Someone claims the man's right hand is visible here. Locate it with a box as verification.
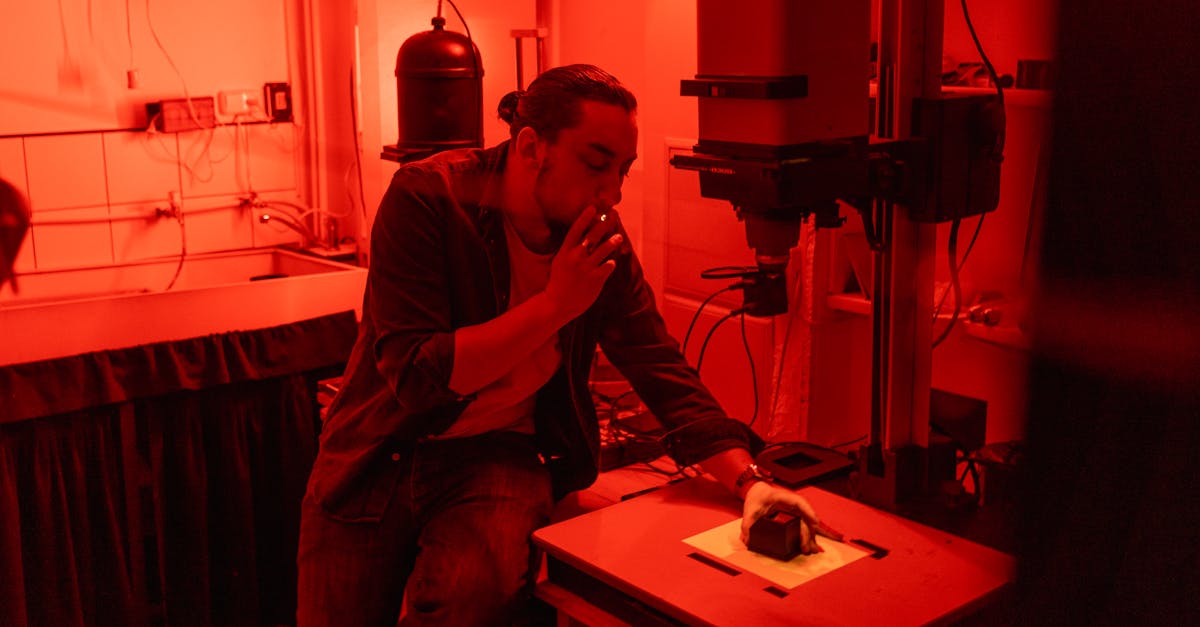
[545,206,623,322]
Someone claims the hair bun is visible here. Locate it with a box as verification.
[497,90,524,125]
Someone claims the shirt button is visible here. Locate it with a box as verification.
[391,453,401,462]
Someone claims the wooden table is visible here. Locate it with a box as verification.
[534,477,1014,626]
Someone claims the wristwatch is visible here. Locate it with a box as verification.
[735,462,773,494]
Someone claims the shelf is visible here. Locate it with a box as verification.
[827,293,872,316]
[943,86,1052,109]
[961,320,1032,351]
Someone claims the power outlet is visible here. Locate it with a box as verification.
[218,89,262,117]
[264,82,293,122]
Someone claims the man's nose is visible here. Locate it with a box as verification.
[596,176,622,209]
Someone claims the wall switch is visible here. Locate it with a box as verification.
[264,82,293,122]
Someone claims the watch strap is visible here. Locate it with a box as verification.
[735,462,772,492]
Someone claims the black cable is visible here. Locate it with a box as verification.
[931,212,985,322]
[443,0,471,40]
[929,1,1004,330]
[932,218,964,348]
[682,285,739,359]
[162,212,187,291]
[738,310,760,428]
[442,0,481,144]
[830,434,868,450]
[696,309,743,375]
[962,0,1005,109]
[860,198,886,252]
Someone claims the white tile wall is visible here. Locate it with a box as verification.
[0,137,34,271]
[30,206,114,269]
[247,123,299,192]
[25,134,107,210]
[179,123,298,199]
[180,195,255,254]
[11,235,36,274]
[103,132,183,204]
[110,201,184,262]
[179,127,245,199]
[9,122,301,272]
[0,137,27,196]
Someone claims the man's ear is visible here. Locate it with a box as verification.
[514,126,544,171]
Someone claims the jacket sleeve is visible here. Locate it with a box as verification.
[368,169,475,421]
[595,219,762,466]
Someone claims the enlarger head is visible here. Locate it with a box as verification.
[670,0,872,315]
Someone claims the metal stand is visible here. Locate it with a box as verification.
[855,0,942,510]
[510,28,548,90]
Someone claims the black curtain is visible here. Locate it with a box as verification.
[145,374,318,626]
[1015,1,1200,624]
[0,407,135,626]
[0,311,357,626]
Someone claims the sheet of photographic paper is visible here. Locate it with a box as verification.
[682,518,871,589]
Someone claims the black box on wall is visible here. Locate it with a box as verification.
[910,94,1004,223]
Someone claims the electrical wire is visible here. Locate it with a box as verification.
[927,0,1006,346]
[442,0,481,143]
[162,209,186,291]
[682,285,739,359]
[931,212,985,323]
[145,0,225,183]
[962,0,1006,109]
[237,118,253,191]
[696,308,743,375]
[271,198,353,222]
[443,0,473,54]
[932,218,963,347]
[829,434,868,450]
[738,310,760,428]
[125,0,135,71]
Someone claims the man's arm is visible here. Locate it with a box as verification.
[450,206,623,395]
[586,212,827,553]
[700,447,826,554]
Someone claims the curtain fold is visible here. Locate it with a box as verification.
[147,375,317,626]
[0,409,136,626]
[0,311,355,626]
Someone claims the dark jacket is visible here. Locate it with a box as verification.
[307,141,758,522]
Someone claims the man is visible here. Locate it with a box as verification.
[297,64,827,626]
[0,177,30,291]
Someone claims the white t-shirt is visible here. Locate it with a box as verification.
[433,213,563,439]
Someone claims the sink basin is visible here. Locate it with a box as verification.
[0,248,367,366]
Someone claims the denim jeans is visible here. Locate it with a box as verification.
[296,431,553,626]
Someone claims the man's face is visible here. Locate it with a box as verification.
[533,100,638,232]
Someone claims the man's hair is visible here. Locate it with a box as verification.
[497,64,636,142]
